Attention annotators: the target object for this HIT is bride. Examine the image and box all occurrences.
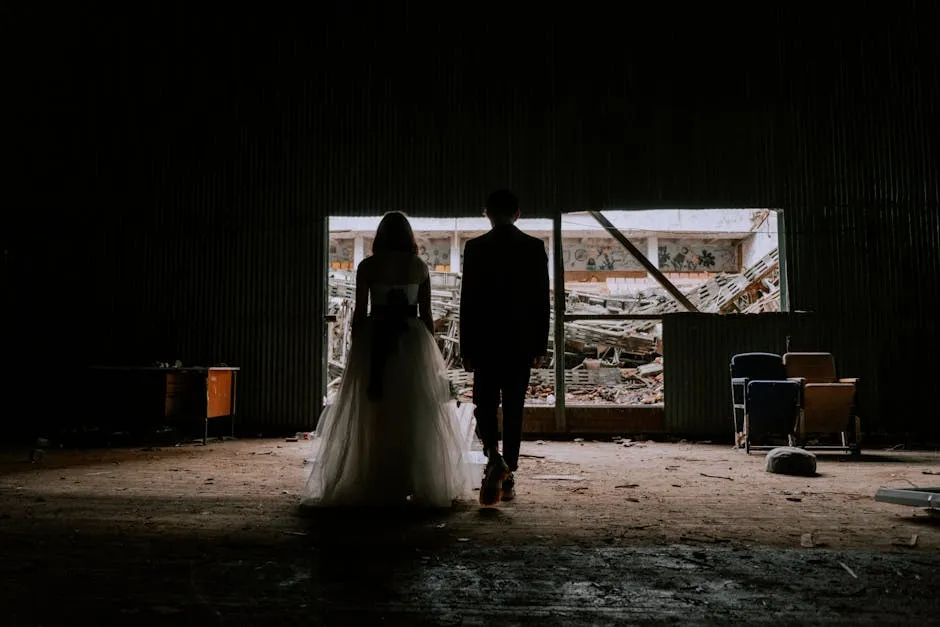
[301,211,478,508]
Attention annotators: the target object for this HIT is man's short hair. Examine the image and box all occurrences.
[486,189,520,218]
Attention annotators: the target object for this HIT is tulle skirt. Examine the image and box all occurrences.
[301,317,480,508]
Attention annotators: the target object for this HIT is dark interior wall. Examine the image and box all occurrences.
[6,3,938,437]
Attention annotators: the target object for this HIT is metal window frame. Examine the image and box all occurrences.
[777,210,790,312]
[552,210,700,432]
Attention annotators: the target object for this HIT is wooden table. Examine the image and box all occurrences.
[86,366,240,445]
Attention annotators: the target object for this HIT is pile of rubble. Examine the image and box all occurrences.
[525,359,664,405]
[326,248,779,405]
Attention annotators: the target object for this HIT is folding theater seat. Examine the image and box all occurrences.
[730,352,801,453]
[784,352,861,455]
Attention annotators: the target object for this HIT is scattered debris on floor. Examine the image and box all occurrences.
[699,472,733,481]
[532,474,586,482]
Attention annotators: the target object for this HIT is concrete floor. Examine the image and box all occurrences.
[1,439,938,625]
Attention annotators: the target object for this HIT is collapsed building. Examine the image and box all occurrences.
[326,210,781,406]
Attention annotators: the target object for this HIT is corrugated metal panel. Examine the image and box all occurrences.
[785,205,939,437]
[769,12,940,436]
[28,221,328,435]
[7,3,939,438]
[663,313,832,436]
[12,3,938,216]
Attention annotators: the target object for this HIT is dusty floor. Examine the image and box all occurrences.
[1,439,938,625]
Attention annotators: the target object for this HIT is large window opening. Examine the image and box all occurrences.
[554,209,782,411]
[325,210,783,408]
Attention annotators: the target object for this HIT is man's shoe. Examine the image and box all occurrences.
[500,473,515,501]
[479,455,509,506]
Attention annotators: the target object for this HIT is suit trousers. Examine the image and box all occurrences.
[472,360,531,472]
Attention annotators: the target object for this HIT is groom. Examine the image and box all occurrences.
[460,190,550,506]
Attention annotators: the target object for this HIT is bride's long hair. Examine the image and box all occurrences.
[372,211,418,255]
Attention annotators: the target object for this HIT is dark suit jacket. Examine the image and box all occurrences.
[459,223,550,366]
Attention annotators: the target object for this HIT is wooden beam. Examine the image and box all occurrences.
[563,314,663,321]
[587,211,699,312]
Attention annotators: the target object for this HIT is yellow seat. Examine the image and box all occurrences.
[783,352,861,455]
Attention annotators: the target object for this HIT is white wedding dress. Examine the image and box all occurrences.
[302,254,479,508]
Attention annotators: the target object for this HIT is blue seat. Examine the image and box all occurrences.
[729,352,800,452]
[744,379,801,453]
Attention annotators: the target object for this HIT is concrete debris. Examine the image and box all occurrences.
[636,362,664,376]
[449,359,664,405]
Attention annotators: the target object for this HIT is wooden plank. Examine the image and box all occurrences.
[563,314,663,321]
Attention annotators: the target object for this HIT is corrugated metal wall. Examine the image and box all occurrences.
[663,313,842,436]
[7,3,939,437]
[664,208,940,437]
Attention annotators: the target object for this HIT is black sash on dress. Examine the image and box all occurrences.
[366,296,418,402]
